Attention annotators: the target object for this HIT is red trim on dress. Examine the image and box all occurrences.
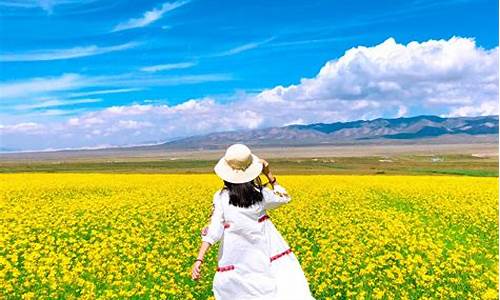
[258,214,270,222]
[270,249,292,262]
[217,265,235,272]
[223,223,230,229]
[216,249,292,272]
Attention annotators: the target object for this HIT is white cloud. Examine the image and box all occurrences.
[35,109,86,116]
[0,72,232,100]
[396,105,408,118]
[67,116,104,127]
[211,37,275,57]
[255,37,498,114]
[116,120,153,129]
[267,36,357,48]
[67,88,142,98]
[13,98,101,110]
[100,73,234,87]
[283,118,305,126]
[445,101,499,117]
[112,0,190,32]
[105,104,155,116]
[2,37,498,151]
[140,62,197,72]
[0,73,84,99]
[0,42,139,62]
[0,122,45,134]
[0,0,98,14]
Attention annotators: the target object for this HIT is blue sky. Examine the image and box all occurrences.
[0,0,498,151]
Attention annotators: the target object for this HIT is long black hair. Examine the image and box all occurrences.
[222,176,264,208]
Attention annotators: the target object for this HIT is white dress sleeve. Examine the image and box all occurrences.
[262,183,291,210]
[201,191,225,245]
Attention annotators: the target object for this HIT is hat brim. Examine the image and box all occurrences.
[214,154,263,184]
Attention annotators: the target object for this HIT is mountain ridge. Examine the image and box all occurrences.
[158,114,499,149]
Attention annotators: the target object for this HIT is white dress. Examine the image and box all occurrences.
[201,183,315,300]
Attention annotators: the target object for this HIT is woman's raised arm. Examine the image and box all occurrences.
[262,183,291,210]
[260,159,291,210]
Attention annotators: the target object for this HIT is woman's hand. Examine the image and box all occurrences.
[260,158,270,176]
[191,260,203,280]
[192,242,210,281]
[260,158,275,183]
[201,226,208,237]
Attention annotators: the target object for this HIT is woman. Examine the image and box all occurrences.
[191,143,315,300]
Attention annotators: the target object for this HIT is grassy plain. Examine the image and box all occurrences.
[1,143,497,176]
[0,154,497,177]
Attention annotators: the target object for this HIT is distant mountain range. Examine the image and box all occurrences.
[155,115,499,150]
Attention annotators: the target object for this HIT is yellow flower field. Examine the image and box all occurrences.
[0,174,498,299]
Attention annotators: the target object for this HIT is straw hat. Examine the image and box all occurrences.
[214,143,263,184]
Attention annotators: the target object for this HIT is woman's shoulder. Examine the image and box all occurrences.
[213,188,228,201]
